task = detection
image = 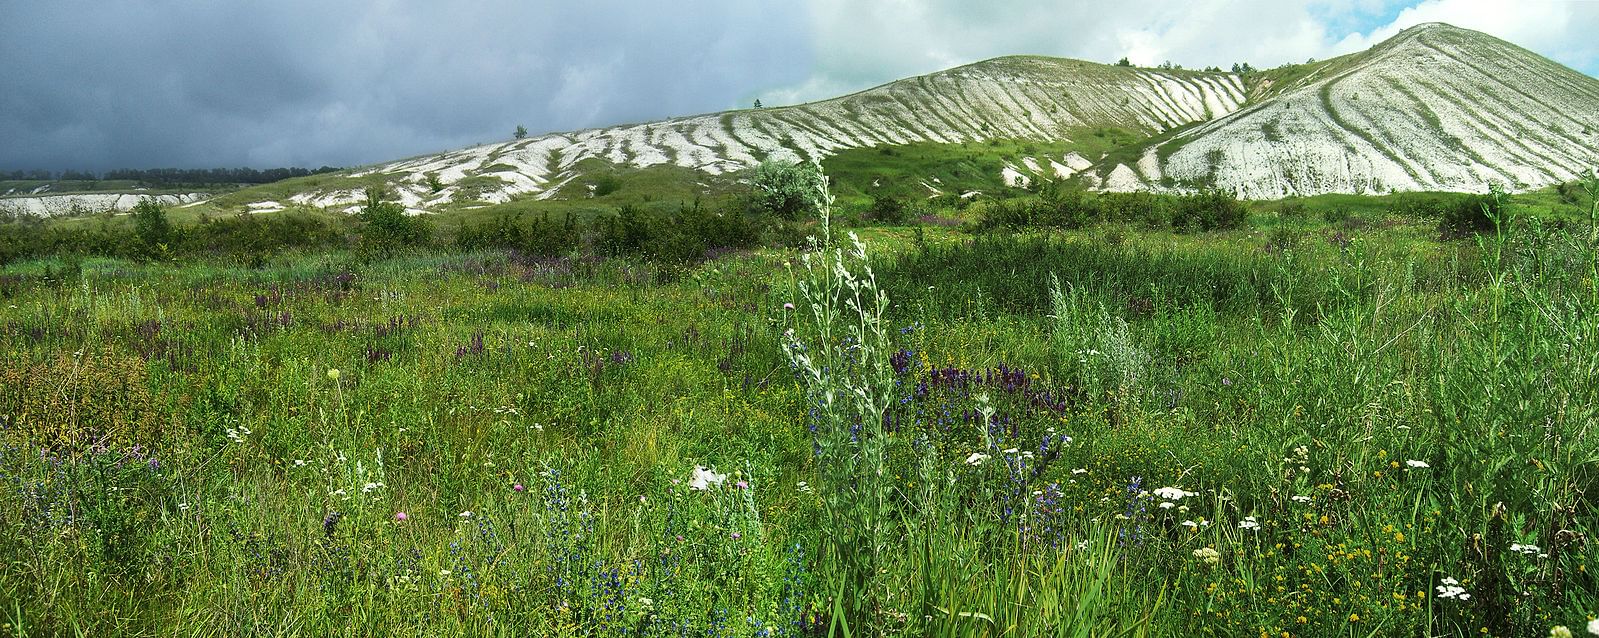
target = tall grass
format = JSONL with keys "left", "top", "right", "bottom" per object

{"left": 1, "top": 170, "right": 1596, "bottom": 635}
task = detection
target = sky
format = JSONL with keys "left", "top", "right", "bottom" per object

{"left": 2, "top": 0, "right": 1595, "bottom": 173}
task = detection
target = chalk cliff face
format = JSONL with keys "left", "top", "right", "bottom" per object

{"left": 1090, "top": 23, "right": 1599, "bottom": 198}
{"left": 210, "top": 22, "right": 1598, "bottom": 213}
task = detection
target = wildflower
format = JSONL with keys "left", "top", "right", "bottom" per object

{"left": 459, "top": 510, "right": 473, "bottom": 518}
{"left": 731, "top": 532, "right": 742, "bottom": 540}
{"left": 1587, "top": 618, "right": 1598, "bottom": 635}
{"left": 689, "top": 465, "right": 727, "bottom": 490}
{"left": 782, "top": 303, "right": 795, "bottom": 311}
{"left": 1001, "top": 448, "right": 1019, "bottom": 455}
{"left": 639, "top": 596, "right": 654, "bottom": 611}
{"left": 513, "top": 483, "right": 525, "bottom": 493}
{"left": 394, "top": 511, "right": 408, "bottom": 522}
{"left": 1181, "top": 520, "right": 1199, "bottom": 529}
{"left": 179, "top": 502, "right": 191, "bottom": 511}
{"left": 1406, "top": 460, "right": 1430, "bottom": 468}
{"left": 294, "top": 459, "right": 307, "bottom": 467}
{"left": 638, "top": 494, "right": 647, "bottom": 503}
{"left": 797, "top": 481, "right": 813, "bottom": 494}
{"left": 1511, "top": 543, "right": 1541, "bottom": 556}
{"left": 735, "top": 480, "right": 749, "bottom": 490}
{"left": 1436, "top": 577, "right": 1469, "bottom": 600}
{"left": 965, "top": 452, "right": 990, "bottom": 466}
{"left": 1071, "top": 468, "right": 1088, "bottom": 475}
{"left": 1158, "top": 502, "right": 1176, "bottom": 509}
{"left": 1193, "top": 547, "right": 1220, "bottom": 565}
{"left": 1551, "top": 626, "right": 1571, "bottom": 638}
{"left": 1153, "top": 487, "right": 1195, "bottom": 501}
{"left": 1290, "top": 495, "right": 1312, "bottom": 504}
{"left": 1238, "top": 516, "right": 1261, "bottom": 531}
{"left": 327, "top": 368, "right": 340, "bottom": 381}
{"left": 362, "top": 481, "right": 383, "bottom": 493}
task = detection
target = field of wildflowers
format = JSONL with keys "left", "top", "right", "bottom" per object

{"left": 1, "top": 182, "right": 1597, "bottom": 636}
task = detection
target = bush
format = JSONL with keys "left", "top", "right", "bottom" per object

{"left": 131, "top": 199, "right": 172, "bottom": 258}
{"left": 595, "top": 201, "right": 757, "bottom": 263}
{"left": 750, "top": 160, "right": 826, "bottom": 220}
{"left": 865, "top": 194, "right": 911, "bottom": 224}
{"left": 356, "top": 188, "right": 432, "bottom": 257}
{"left": 1437, "top": 191, "right": 1503, "bottom": 239}
{"left": 1170, "top": 189, "right": 1246, "bottom": 232}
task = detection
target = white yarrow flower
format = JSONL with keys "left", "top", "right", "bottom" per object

{"left": 1237, "top": 516, "right": 1260, "bottom": 531}
{"left": 965, "top": 452, "right": 990, "bottom": 466}
{"left": 1406, "top": 460, "right": 1430, "bottom": 468}
{"left": 1153, "top": 487, "right": 1194, "bottom": 501}
{"left": 688, "top": 465, "right": 727, "bottom": 490}
{"left": 1436, "top": 577, "right": 1469, "bottom": 600}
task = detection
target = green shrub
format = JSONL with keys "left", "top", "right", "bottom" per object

{"left": 1170, "top": 188, "right": 1246, "bottom": 232}
{"left": 1438, "top": 191, "right": 1503, "bottom": 239}
{"left": 750, "top": 160, "right": 826, "bottom": 220}
{"left": 356, "top": 188, "right": 432, "bottom": 256}
{"left": 865, "top": 194, "right": 910, "bottom": 224}
{"left": 131, "top": 199, "right": 172, "bottom": 258}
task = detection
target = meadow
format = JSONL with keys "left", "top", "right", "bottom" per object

{"left": 1, "top": 177, "right": 1597, "bottom": 637}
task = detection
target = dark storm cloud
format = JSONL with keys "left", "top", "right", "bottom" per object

{"left": 0, "top": 1, "right": 814, "bottom": 171}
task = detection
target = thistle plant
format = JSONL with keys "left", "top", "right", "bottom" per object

{"left": 781, "top": 161, "right": 897, "bottom": 630}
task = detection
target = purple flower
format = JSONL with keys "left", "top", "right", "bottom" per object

{"left": 735, "top": 480, "right": 749, "bottom": 490}
{"left": 731, "top": 532, "right": 742, "bottom": 540}
{"left": 394, "top": 511, "right": 409, "bottom": 522}
{"left": 513, "top": 483, "right": 526, "bottom": 493}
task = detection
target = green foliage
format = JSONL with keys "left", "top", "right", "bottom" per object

{"left": 864, "top": 193, "right": 911, "bottom": 224}
{"left": 1169, "top": 188, "right": 1247, "bottom": 232}
{"left": 589, "top": 174, "right": 621, "bottom": 198}
{"left": 131, "top": 199, "right": 172, "bottom": 257}
{"left": 1115, "top": 57, "right": 1132, "bottom": 67}
{"left": 749, "top": 160, "right": 826, "bottom": 220}
{"left": 514, "top": 124, "right": 528, "bottom": 140}
{"left": 356, "top": 188, "right": 432, "bottom": 257}
{"left": 594, "top": 200, "right": 757, "bottom": 263}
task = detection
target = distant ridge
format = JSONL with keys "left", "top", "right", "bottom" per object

{"left": 214, "top": 22, "right": 1599, "bottom": 213}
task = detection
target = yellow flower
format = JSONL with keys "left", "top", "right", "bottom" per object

{"left": 327, "top": 368, "right": 341, "bottom": 380}
{"left": 1349, "top": 614, "right": 1360, "bottom": 623}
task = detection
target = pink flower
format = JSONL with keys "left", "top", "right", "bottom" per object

{"left": 731, "top": 532, "right": 742, "bottom": 540}
{"left": 735, "top": 480, "right": 749, "bottom": 490}
{"left": 513, "top": 483, "right": 525, "bottom": 493}
{"left": 394, "top": 511, "right": 408, "bottom": 522}
{"left": 782, "top": 303, "right": 795, "bottom": 311}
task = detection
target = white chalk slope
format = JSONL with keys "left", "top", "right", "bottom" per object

{"left": 0, "top": 192, "right": 208, "bottom": 218}
{"left": 280, "top": 57, "right": 1245, "bottom": 212}
{"left": 1092, "top": 23, "right": 1599, "bottom": 198}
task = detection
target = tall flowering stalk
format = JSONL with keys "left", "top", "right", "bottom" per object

{"left": 781, "top": 161, "right": 896, "bottom": 629}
